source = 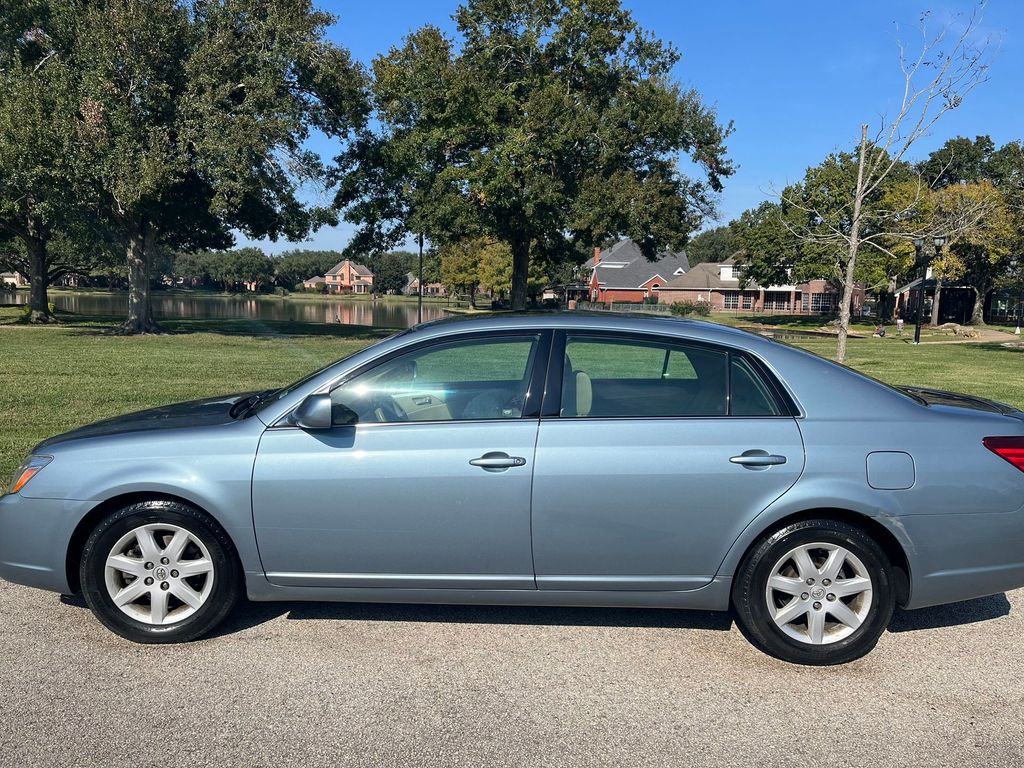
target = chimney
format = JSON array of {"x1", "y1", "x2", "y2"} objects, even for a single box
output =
[{"x1": 593, "y1": 246, "x2": 601, "y2": 265}]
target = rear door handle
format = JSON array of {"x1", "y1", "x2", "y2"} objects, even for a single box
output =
[
  {"x1": 469, "y1": 452, "x2": 527, "y2": 471},
  {"x1": 730, "y1": 450, "x2": 787, "y2": 468}
]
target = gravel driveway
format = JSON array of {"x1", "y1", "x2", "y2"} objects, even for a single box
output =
[{"x1": 1, "y1": 581, "x2": 1021, "y2": 767}]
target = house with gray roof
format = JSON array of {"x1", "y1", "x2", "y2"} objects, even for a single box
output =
[
  {"x1": 657, "y1": 255, "x2": 861, "y2": 314},
  {"x1": 585, "y1": 239, "x2": 690, "y2": 302}
]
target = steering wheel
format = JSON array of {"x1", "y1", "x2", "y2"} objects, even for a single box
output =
[
  {"x1": 370, "y1": 393, "x2": 409, "y2": 423},
  {"x1": 463, "y1": 390, "x2": 524, "y2": 419}
]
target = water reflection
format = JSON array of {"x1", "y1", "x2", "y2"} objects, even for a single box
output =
[{"x1": 1, "y1": 290, "x2": 448, "y2": 329}]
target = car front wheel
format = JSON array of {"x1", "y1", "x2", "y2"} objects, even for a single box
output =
[
  {"x1": 80, "y1": 500, "x2": 240, "y2": 643},
  {"x1": 732, "y1": 519, "x2": 895, "y2": 665}
]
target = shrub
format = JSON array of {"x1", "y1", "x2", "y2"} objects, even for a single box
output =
[{"x1": 669, "y1": 300, "x2": 711, "y2": 317}]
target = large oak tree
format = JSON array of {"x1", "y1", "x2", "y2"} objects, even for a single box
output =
[
  {"x1": 337, "y1": 0, "x2": 734, "y2": 311},
  {"x1": 0, "y1": 3, "x2": 91, "y2": 322},
  {"x1": 71, "y1": 0, "x2": 367, "y2": 332}
]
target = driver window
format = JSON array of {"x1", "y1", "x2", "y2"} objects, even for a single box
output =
[{"x1": 330, "y1": 335, "x2": 540, "y2": 424}]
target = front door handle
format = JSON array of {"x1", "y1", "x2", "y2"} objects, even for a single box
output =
[
  {"x1": 730, "y1": 450, "x2": 787, "y2": 468},
  {"x1": 469, "y1": 452, "x2": 527, "y2": 472}
]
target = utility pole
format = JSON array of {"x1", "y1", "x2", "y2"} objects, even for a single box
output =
[{"x1": 417, "y1": 233, "x2": 424, "y2": 325}]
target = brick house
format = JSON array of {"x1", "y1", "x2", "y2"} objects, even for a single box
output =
[
  {"x1": 324, "y1": 260, "x2": 374, "y2": 294},
  {"x1": 302, "y1": 275, "x2": 325, "y2": 290},
  {"x1": 658, "y1": 256, "x2": 863, "y2": 314},
  {"x1": 894, "y1": 268, "x2": 980, "y2": 325},
  {"x1": 585, "y1": 240, "x2": 690, "y2": 302},
  {"x1": 402, "y1": 273, "x2": 446, "y2": 297}
]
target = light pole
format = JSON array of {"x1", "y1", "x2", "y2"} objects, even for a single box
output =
[{"x1": 912, "y1": 238, "x2": 925, "y2": 345}]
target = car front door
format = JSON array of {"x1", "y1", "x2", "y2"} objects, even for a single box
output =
[
  {"x1": 531, "y1": 331, "x2": 805, "y2": 591},
  {"x1": 252, "y1": 331, "x2": 550, "y2": 590}
]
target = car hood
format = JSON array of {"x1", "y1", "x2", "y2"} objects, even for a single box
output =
[{"x1": 34, "y1": 391, "x2": 263, "y2": 450}]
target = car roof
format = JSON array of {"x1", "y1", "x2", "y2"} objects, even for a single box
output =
[{"x1": 406, "y1": 310, "x2": 766, "y2": 348}]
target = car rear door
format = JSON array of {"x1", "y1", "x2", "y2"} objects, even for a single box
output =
[{"x1": 530, "y1": 330, "x2": 805, "y2": 591}]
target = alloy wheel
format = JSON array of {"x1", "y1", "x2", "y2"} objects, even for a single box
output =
[
  {"x1": 764, "y1": 542, "x2": 873, "y2": 645},
  {"x1": 103, "y1": 523, "x2": 215, "y2": 625}
]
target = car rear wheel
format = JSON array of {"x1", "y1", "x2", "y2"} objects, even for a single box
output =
[
  {"x1": 732, "y1": 519, "x2": 895, "y2": 665},
  {"x1": 80, "y1": 500, "x2": 240, "y2": 643}
]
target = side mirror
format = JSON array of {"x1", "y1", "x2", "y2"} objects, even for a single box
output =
[{"x1": 292, "y1": 393, "x2": 334, "y2": 430}]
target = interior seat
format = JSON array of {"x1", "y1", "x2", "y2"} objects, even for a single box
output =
[{"x1": 560, "y1": 357, "x2": 592, "y2": 417}]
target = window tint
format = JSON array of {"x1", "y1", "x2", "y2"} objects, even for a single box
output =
[
  {"x1": 730, "y1": 356, "x2": 783, "y2": 416},
  {"x1": 331, "y1": 335, "x2": 539, "y2": 424},
  {"x1": 562, "y1": 336, "x2": 727, "y2": 417}
]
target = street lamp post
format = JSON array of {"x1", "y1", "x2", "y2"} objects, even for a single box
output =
[{"x1": 912, "y1": 238, "x2": 925, "y2": 345}]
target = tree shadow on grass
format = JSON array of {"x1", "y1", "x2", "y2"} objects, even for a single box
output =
[
  {"x1": 729, "y1": 314, "x2": 832, "y2": 329},
  {"x1": 62, "y1": 314, "x2": 394, "y2": 340}
]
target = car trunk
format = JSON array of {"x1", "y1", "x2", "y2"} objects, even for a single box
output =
[{"x1": 897, "y1": 386, "x2": 1024, "y2": 421}]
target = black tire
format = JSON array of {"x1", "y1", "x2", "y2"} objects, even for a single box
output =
[
  {"x1": 79, "y1": 500, "x2": 241, "y2": 643},
  {"x1": 732, "y1": 519, "x2": 895, "y2": 666}
]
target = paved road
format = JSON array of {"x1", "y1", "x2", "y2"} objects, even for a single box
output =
[{"x1": 1, "y1": 581, "x2": 1022, "y2": 768}]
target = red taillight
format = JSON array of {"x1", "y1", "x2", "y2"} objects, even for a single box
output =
[{"x1": 983, "y1": 437, "x2": 1024, "y2": 473}]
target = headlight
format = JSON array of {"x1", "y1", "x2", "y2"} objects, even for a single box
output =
[{"x1": 8, "y1": 456, "x2": 52, "y2": 495}]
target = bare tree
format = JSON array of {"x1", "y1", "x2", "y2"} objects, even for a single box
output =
[{"x1": 780, "y1": 6, "x2": 994, "y2": 362}]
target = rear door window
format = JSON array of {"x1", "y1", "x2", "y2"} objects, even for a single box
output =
[
  {"x1": 560, "y1": 334, "x2": 788, "y2": 418},
  {"x1": 561, "y1": 336, "x2": 727, "y2": 417}
]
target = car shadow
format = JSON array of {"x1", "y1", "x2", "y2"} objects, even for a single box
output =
[
  {"x1": 58, "y1": 591, "x2": 1011, "y2": 639},
  {"x1": 887, "y1": 593, "x2": 1011, "y2": 633},
  {"x1": 210, "y1": 601, "x2": 736, "y2": 638}
]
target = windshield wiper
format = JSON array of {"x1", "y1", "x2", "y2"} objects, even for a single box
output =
[{"x1": 230, "y1": 389, "x2": 277, "y2": 419}]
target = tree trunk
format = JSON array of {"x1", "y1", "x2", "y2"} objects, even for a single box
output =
[
  {"x1": 836, "y1": 125, "x2": 869, "y2": 365},
  {"x1": 120, "y1": 220, "x2": 161, "y2": 334},
  {"x1": 970, "y1": 284, "x2": 986, "y2": 326},
  {"x1": 930, "y1": 281, "x2": 942, "y2": 326},
  {"x1": 510, "y1": 234, "x2": 530, "y2": 312},
  {"x1": 24, "y1": 232, "x2": 55, "y2": 324}
]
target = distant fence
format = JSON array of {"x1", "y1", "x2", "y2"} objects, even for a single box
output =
[{"x1": 576, "y1": 301, "x2": 672, "y2": 315}]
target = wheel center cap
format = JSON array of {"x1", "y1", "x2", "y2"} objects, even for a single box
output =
[
  {"x1": 154, "y1": 566, "x2": 168, "y2": 580},
  {"x1": 811, "y1": 586, "x2": 825, "y2": 599}
]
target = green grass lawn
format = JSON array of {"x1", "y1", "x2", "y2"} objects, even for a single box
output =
[
  {"x1": 1, "y1": 306, "x2": 1021, "y2": 492},
  {"x1": 784, "y1": 335, "x2": 1024, "y2": 407},
  {"x1": 0, "y1": 309, "x2": 390, "y2": 491}
]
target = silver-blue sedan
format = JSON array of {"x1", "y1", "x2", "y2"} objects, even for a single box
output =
[{"x1": 2, "y1": 314, "x2": 1023, "y2": 665}]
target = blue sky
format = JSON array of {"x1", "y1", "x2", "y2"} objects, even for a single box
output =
[{"x1": 240, "y1": 0, "x2": 1023, "y2": 253}]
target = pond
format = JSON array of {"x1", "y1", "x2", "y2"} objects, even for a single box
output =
[{"x1": 0, "y1": 289, "x2": 449, "y2": 329}]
